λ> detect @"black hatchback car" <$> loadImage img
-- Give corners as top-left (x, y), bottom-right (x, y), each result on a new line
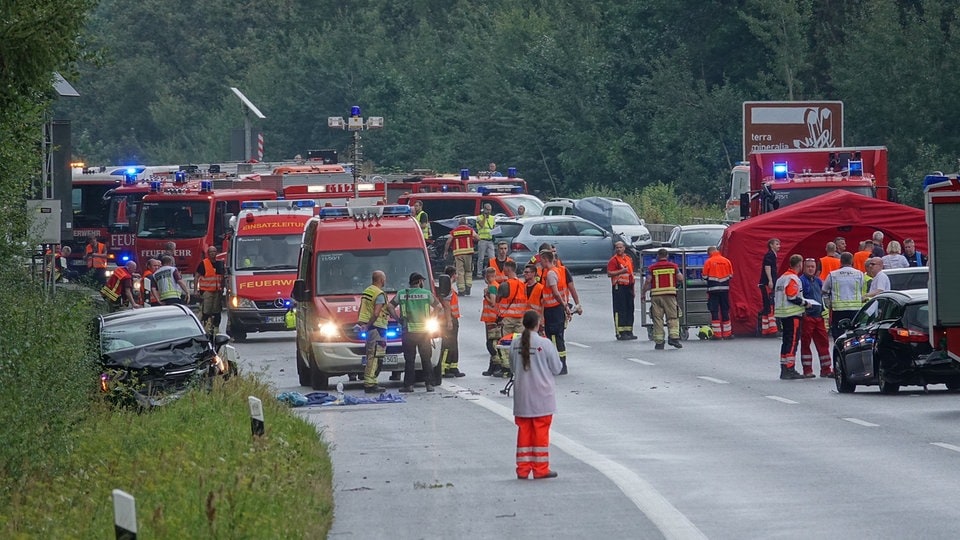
top-left (96, 305), bottom-right (233, 407)
top-left (832, 289), bottom-right (960, 394)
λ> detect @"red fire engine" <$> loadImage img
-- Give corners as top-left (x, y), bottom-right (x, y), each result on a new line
top-left (924, 174), bottom-right (960, 365)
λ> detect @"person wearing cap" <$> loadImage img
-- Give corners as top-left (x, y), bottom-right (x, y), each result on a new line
top-left (388, 272), bottom-right (442, 393)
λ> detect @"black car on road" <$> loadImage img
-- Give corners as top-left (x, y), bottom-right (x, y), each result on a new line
top-left (832, 289), bottom-right (960, 394)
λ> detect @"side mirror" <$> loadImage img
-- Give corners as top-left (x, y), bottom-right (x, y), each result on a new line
top-left (837, 318), bottom-right (852, 331)
top-left (213, 334), bottom-right (231, 350)
top-left (438, 274), bottom-right (452, 297)
top-left (291, 279), bottom-right (307, 302)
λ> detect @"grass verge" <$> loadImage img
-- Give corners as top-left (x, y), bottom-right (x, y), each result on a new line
top-left (0, 375), bottom-right (333, 538)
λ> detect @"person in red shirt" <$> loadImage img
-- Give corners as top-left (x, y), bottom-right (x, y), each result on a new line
top-left (606, 241), bottom-right (637, 340)
top-left (702, 246), bottom-right (734, 339)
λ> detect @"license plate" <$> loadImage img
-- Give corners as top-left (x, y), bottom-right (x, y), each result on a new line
top-left (381, 353), bottom-right (403, 367)
top-left (265, 316), bottom-right (285, 324)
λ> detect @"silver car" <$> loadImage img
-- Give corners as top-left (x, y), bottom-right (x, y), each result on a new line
top-left (497, 215), bottom-right (625, 272)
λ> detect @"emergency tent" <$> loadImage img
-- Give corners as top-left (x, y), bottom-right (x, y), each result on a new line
top-left (720, 190), bottom-right (927, 336)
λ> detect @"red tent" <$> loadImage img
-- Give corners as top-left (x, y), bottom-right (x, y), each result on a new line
top-left (720, 190), bottom-right (927, 336)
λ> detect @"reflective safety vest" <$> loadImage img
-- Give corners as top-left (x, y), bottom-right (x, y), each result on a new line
top-left (197, 259), bottom-right (222, 292)
top-left (450, 225), bottom-right (476, 255)
top-left (481, 283), bottom-right (499, 323)
top-left (86, 241), bottom-right (107, 269)
top-left (489, 257), bottom-right (512, 283)
top-left (524, 282), bottom-right (544, 315)
top-left (609, 253), bottom-right (634, 286)
top-left (153, 266), bottom-right (180, 301)
top-left (448, 292), bottom-right (460, 319)
top-left (646, 260), bottom-right (679, 296)
top-left (100, 267), bottom-right (131, 302)
top-left (541, 268), bottom-right (569, 308)
top-left (476, 214), bottom-right (495, 240)
top-left (774, 270), bottom-right (804, 318)
top-left (825, 267), bottom-right (865, 311)
top-left (416, 210), bottom-right (431, 239)
top-left (359, 284), bottom-right (389, 330)
top-left (498, 278), bottom-right (525, 319)
top-left (394, 287), bottom-right (433, 333)
top-left (702, 252), bottom-right (733, 292)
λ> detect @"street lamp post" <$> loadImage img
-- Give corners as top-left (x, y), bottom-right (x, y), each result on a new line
top-left (328, 106), bottom-right (383, 199)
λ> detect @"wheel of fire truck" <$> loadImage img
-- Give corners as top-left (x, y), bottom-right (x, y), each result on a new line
top-left (308, 349), bottom-right (332, 390)
top-left (295, 341), bottom-right (311, 387)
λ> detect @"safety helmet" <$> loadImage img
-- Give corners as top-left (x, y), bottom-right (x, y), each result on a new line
top-left (697, 325), bottom-right (714, 340)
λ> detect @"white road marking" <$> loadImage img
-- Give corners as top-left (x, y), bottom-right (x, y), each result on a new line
top-left (842, 417), bottom-right (878, 427)
top-left (931, 442), bottom-right (960, 453)
top-left (765, 395), bottom-right (798, 404)
top-left (697, 376), bottom-right (729, 384)
top-left (566, 341), bottom-right (590, 348)
top-left (626, 357), bottom-right (656, 366)
top-left (442, 383), bottom-right (706, 540)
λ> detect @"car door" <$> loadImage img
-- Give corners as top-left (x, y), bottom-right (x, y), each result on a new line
top-left (568, 219), bottom-right (609, 269)
top-left (840, 298), bottom-right (887, 381)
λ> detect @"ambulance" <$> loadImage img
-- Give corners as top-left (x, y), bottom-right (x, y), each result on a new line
top-left (225, 199), bottom-right (317, 341)
top-left (291, 204), bottom-right (440, 390)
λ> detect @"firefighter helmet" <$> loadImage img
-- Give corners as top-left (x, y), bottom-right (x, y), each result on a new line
top-left (697, 325), bottom-right (714, 340)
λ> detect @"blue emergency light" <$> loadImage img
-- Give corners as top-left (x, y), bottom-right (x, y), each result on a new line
top-left (381, 205), bottom-right (411, 216)
top-left (351, 105), bottom-right (361, 117)
top-left (924, 175), bottom-right (951, 190)
top-left (199, 180), bottom-right (213, 192)
top-left (385, 329), bottom-right (399, 339)
top-left (848, 160), bottom-right (863, 177)
top-left (319, 207), bottom-right (350, 218)
top-left (460, 168), bottom-right (470, 180)
top-left (507, 167), bottom-right (517, 178)
top-left (478, 187), bottom-right (490, 195)
top-left (240, 201), bottom-right (267, 209)
top-left (294, 199), bottom-right (316, 208)
top-left (174, 171), bottom-right (187, 183)
top-left (123, 171), bottom-right (138, 185)
top-left (149, 180), bottom-right (162, 192)
top-left (772, 162), bottom-right (788, 180)
top-left (120, 254), bottom-right (131, 263)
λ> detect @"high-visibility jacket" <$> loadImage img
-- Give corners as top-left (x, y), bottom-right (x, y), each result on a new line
top-left (415, 210), bottom-right (431, 239)
top-left (450, 225), bottom-right (476, 255)
top-left (702, 252), bottom-right (733, 292)
top-left (774, 270), bottom-right (804, 318)
top-left (86, 241), bottom-right (107, 269)
top-left (819, 255), bottom-right (841, 281)
top-left (153, 266), bottom-right (181, 301)
top-left (475, 214), bottom-right (495, 240)
top-left (489, 257), bottom-right (512, 282)
top-left (481, 283), bottom-right (499, 323)
top-left (646, 260), bottom-right (680, 296)
top-left (541, 268), bottom-right (569, 308)
top-left (100, 267), bottom-right (131, 302)
top-left (448, 292), bottom-right (460, 319)
top-left (499, 278), bottom-right (525, 319)
top-left (852, 250), bottom-right (872, 272)
top-left (197, 259), bottom-right (222, 292)
top-left (392, 287), bottom-right (433, 333)
top-left (524, 282), bottom-right (544, 315)
top-left (823, 266), bottom-right (865, 311)
top-left (607, 253), bottom-right (635, 286)
top-left (359, 284), bottom-right (389, 330)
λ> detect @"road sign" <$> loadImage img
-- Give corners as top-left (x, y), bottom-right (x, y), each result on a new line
top-left (742, 101), bottom-right (843, 159)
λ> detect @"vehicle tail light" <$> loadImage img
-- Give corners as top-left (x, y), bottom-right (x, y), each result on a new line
top-left (511, 242), bottom-right (529, 252)
top-left (888, 327), bottom-right (928, 344)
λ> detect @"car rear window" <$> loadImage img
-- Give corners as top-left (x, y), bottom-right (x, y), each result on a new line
top-left (902, 303), bottom-right (929, 333)
top-left (494, 222), bottom-right (524, 238)
top-left (887, 270), bottom-right (928, 291)
top-left (101, 316), bottom-right (203, 352)
top-left (679, 230), bottom-right (724, 248)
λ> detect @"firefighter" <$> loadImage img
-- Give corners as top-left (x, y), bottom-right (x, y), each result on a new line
top-left (387, 272), bottom-right (441, 393)
top-left (758, 238), bottom-right (780, 336)
top-left (774, 254), bottom-right (810, 380)
top-left (642, 248), bottom-right (683, 350)
top-left (357, 270), bottom-right (389, 394)
top-left (475, 203), bottom-right (496, 278)
top-left (607, 241), bottom-right (637, 340)
top-left (496, 260), bottom-right (526, 378)
top-left (821, 251), bottom-right (865, 341)
top-left (488, 241), bottom-right (513, 283)
top-left (445, 217), bottom-right (479, 295)
top-left (799, 258), bottom-right (832, 378)
top-left (481, 267), bottom-right (505, 377)
top-left (439, 265), bottom-right (465, 378)
top-left (100, 261), bottom-right (139, 312)
top-left (539, 250), bottom-right (573, 373)
top-left (195, 246), bottom-right (225, 334)
top-left (702, 246), bottom-right (734, 339)
top-left (413, 200), bottom-right (431, 241)
top-left (84, 233), bottom-right (108, 285)
top-left (151, 255), bottom-right (191, 305)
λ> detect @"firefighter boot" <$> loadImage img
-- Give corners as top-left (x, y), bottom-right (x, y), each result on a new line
top-left (482, 358), bottom-right (498, 376)
top-left (780, 365), bottom-right (804, 380)
top-left (559, 358), bottom-right (568, 375)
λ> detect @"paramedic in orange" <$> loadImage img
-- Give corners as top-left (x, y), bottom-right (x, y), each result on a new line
top-left (195, 246), bottom-right (225, 333)
top-left (606, 241), bottom-right (637, 340)
top-left (702, 246), bottom-right (734, 339)
top-left (85, 233), bottom-right (108, 285)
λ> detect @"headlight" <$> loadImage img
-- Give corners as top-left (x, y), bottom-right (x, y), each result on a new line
top-left (231, 296), bottom-right (257, 309)
top-left (211, 353), bottom-right (227, 374)
top-left (318, 321), bottom-right (340, 339)
top-left (424, 317), bottom-right (440, 334)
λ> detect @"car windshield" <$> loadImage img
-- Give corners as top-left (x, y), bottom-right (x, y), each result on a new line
top-left (771, 186), bottom-right (874, 207)
top-left (315, 248), bottom-right (429, 295)
top-left (887, 270), bottom-right (928, 291)
top-left (234, 234), bottom-right (301, 270)
top-left (678, 229), bottom-right (725, 248)
top-left (72, 184), bottom-right (114, 228)
top-left (902, 303), bottom-right (929, 333)
top-left (101, 315), bottom-right (203, 353)
top-left (610, 205), bottom-right (641, 226)
top-left (137, 201), bottom-right (210, 239)
top-left (108, 192), bottom-right (146, 230)
top-left (499, 195), bottom-right (543, 216)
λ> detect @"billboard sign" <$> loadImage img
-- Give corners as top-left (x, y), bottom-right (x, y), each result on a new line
top-left (742, 101), bottom-right (843, 159)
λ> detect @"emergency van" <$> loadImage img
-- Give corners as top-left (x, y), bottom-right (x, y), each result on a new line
top-left (291, 204), bottom-right (440, 390)
top-left (225, 199), bottom-right (316, 341)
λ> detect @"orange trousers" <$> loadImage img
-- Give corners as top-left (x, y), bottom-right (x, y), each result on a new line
top-left (515, 415), bottom-right (553, 478)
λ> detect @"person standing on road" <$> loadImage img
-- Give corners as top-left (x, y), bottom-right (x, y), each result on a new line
top-left (100, 260), bottom-right (139, 311)
top-left (446, 217), bottom-right (479, 295)
top-left (607, 241), bottom-right (637, 340)
top-left (642, 248), bottom-right (683, 350)
top-left (799, 258), bottom-right (832, 378)
top-left (195, 246), bottom-right (225, 334)
top-left (871, 231), bottom-right (885, 257)
top-left (475, 203), bottom-right (497, 278)
top-left (152, 255), bottom-right (191, 305)
top-left (481, 267), bottom-right (505, 377)
top-left (881, 241), bottom-right (909, 269)
top-left (388, 272), bottom-right (441, 393)
top-left (357, 270), bottom-right (390, 394)
top-left (775, 254), bottom-right (810, 380)
top-left (853, 240), bottom-right (873, 272)
top-left (439, 265), bottom-right (465, 379)
top-left (702, 246), bottom-right (734, 340)
top-left (540, 251), bottom-right (574, 372)
top-left (903, 238), bottom-right (927, 267)
top-left (758, 238), bottom-right (781, 336)
top-left (822, 252), bottom-right (865, 340)
top-left (511, 309), bottom-right (562, 480)
top-left (413, 200), bottom-right (431, 241)
top-left (864, 258), bottom-right (890, 299)
top-left (488, 241), bottom-right (513, 284)
top-left (85, 233), bottom-right (108, 285)
top-left (521, 263), bottom-right (545, 319)
top-left (497, 260), bottom-right (526, 378)
top-left (819, 242), bottom-right (841, 281)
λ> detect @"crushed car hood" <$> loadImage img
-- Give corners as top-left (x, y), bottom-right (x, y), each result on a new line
top-left (102, 336), bottom-right (211, 370)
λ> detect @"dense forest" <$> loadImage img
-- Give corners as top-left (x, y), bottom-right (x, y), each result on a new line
top-left (55, 0), bottom-right (960, 207)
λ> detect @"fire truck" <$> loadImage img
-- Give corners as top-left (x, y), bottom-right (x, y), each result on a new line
top-left (291, 204), bottom-right (440, 390)
top-left (134, 180), bottom-right (277, 290)
top-left (67, 168), bottom-right (123, 274)
top-left (923, 174), bottom-right (960, 366)
top-left (224, 199), bottom-right (318, 341)
top-left (726, 146), bottom-right (891, 221)
top-left (383, 167), bottom-right (528, 202)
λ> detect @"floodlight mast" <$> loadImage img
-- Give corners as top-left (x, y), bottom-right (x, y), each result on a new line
top-left (230, 87), bottom-right (266, 161)
top-left (328, 106), bottom-right (383, 198)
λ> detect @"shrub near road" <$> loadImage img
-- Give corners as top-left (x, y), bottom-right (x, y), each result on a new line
top-left (0, 375), bottom-right (333, 537)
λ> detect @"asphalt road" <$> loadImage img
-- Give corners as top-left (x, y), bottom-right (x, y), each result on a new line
top-left (232, 274), bottom-right (960, 540)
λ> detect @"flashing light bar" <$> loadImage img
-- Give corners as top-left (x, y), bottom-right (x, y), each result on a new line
top-left (848, 160), bottom-right (864, 177)
top-left (460, 168), bottom-right (470, 180)
top-left (240, 201), bottom-right (267, 209)
top-left (242, 199), bottom-right (317, 210)
top-left (477, 186), bottom-right (524, 195)
top-left (174, 171), bottom-right (187, 183)
top-left (772, 162), bottom-right (789, 180)
top-left (294, 199), bottom-right (316, 208)
top-left (318, 205), bottom-right (411, 219)
top-left (200, 180), bottom-right (213, 192)
top-left (123, 172), bottom-right (138, 185)
top-left (507, 167), bottom-right (517, 178)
